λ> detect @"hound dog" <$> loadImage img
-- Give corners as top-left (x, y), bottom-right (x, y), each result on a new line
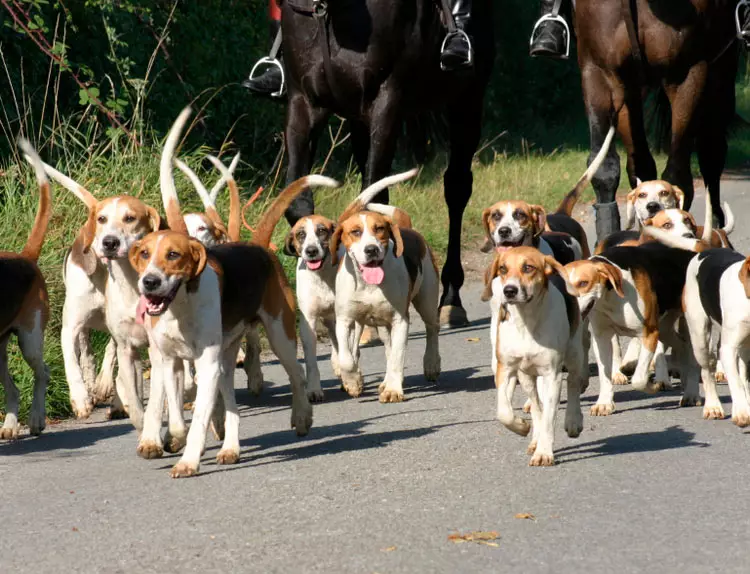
top-left (562, 241), bottom-right (700, 415)
top-left (483, 247), bottom-right (586, 466)
top-left (132, 107), bottom-right (339, 477)
top-left (624, 179), bottom-right (685, 230)
top-left (0, 140), bottom-right (51, 439)
top-left (41, 163), bottom-right (161, 428)
top-left (282, 170), bottom-right (417, 402)
top-left (330, 188), bottom-right (441, 403)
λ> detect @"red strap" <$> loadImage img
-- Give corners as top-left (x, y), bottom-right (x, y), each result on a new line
top-left (269, 0), bottom-right (281, 21)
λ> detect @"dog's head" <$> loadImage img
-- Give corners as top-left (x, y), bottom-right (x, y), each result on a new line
top-left (184, 212), bottom-right (227, 247)
top-left (625, 180), bottom-right (684, 229)
top-left (480, 201), bottom-right (547, 253)
top-left (643, 208), bottom-right (697, 240)
top-left (562, 259), bottom-right (625, 318)
top-left (481, 246), bottom-right (563, 305)
top-left (284, 215), bottom-right (336, 271)
top-left (330, 211), bottom-right (403, 285)
top-left (128, 230), bottom-right (207, 317)
top-left (81, 195), bottom-right (161, 263)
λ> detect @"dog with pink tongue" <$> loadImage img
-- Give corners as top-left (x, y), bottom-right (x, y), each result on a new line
top-left (330, 171), bottom-right (441, 403)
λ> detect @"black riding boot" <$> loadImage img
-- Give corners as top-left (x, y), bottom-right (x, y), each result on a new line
top-left (529, 0), bottom-right (569, 59)
top-left (440, 0), bottom-right (473, 71)
top-left (737, 1), bottom-right (750, 49)
top-left (242, 19), bottom-right (285, 97)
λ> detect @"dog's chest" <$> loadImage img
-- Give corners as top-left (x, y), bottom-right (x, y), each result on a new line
top-left (150, 318), bottom-right (197, 360)
top-left (298, 268), bottom-right (336, 317)
top-left (105, 280), bottom-right (147, 347)
top-left (349, 289), bottom-right (397, 325)
top-left (497, 317), bottom-right (566, 372)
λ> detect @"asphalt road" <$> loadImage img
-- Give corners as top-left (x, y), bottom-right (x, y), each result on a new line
top-left (2, 180), bottom-right (750, 573)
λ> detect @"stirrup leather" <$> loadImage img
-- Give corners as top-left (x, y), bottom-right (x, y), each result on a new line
top-left (736, 0), bottom-right (750, 44)
top-left (247, 57), bottom-right (286, 98)
top-left (529, 14), bottom-right (571, 59)
top-left (440, 29), bottom-right (473, 71)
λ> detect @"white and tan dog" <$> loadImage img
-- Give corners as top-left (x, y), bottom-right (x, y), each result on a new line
top-left (483, 247), bottom-right (586, 466)
top-left (624, 179), bottom-right (685, 230)
top-left (331, 186), bottom-right (440, 403)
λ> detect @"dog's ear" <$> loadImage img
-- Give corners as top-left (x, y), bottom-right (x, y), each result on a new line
top-left (128, 239), bottom-right (146, 274)
top-left (543, 255), bottom-right (567, 280)
top-left (481, 207), bottom-right (493, 245)
top-left (389, 220), bottom-right (404, 258)
top-left (282, 231), bottom-right (298, 257)
top-left (625, 190), bottom-right (636, 229)
top-left (479, 237), bottom-right (494, 253)
top-left (685, 213), bottom-right (698, 235)
top-left (71, 217), bottom-right (99, 276)
top-left (481, 256), bottom-right (501, 302)
top-left (529, 205), bottom-right (547, 238)
top-left (596, 261), bottom-right (625, 298)
top-left (186, 239), bottom-right (208, 293)
top-left (739, 258), bottom-right (750, 299)
top-left (642, 217), bottom-right (654, 228)
top-left (146, 206), bottom-right (161, 232)
top-left (212, 221), bottom-right (228, 243)
top-left (672, 186), bottom-right (686, 209)
top-left (330, 226), bottom-right (344, 266)
top-left (80, 208), bottom-right (98, 253)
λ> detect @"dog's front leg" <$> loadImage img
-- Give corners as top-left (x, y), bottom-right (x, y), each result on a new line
top-left (324, 319), bottom-right (340, 378)
top-left (115, 343), bottom-right (144, 431)
top-left (336, 316), bottom-right (363, 398)
top-left (299, 310), bottom-right (324, 402)
top-left (495, 362), bottom-right (530, 436)
top-left (590, 323), bottom-right (616, 415)
top-left (631, 327), bottom-right (662, 394)
top-left (92, 338), bottom-right (117, 406)
top-left (61, 320), bottom-right (94, 419)
top-left (530, 368), bottom-right (563, 467)
top-left (137, 347), bottom-right (167, 459)
top-left (379, 315), bottom-right (409, 403)
top-left (518, 372), bottom-right (541, 454)
top-left (719, 340), bottom-right (750, 427)
top-left (611, 334), bottom-right (629, 385)
top-left (216, 340), bottom-right (242, 465)
top-left (163, 358), bottom-right (188, 454)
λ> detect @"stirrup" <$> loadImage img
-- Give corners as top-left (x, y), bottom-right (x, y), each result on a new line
top-left (736, 0), bottom-right (750, 45)
top-left (440, 29), bottom-right (473, 71)
top-left (529, 14), bottom-right (571, 59)
top-left (247, 57), bottom-right (286, 98)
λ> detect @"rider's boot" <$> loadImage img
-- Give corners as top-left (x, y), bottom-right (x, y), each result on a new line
top-left (242, 6), bottom-right (285, 97)
top-left (529, 0), bottom-right (570, 59)
top-left (737, 1), bottom-right (750, 49)
top-left (440, 0), bottom-right (473, 71)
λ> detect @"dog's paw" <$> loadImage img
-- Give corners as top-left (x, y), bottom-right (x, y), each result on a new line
top-left (679, 395), bottom-right (703, 407)
top-left (0, 425), bottom-right (19, 440)
top-left (529, 452), bottom-right (555, 467)
top-left (170, 461), bottom-right (198, 478)
top-left (379, 389), bottom-right (405, 403)
top-left (612, 371), bottom-right (629, 385)
top-left (71, 398), bottom-right (94, 420)
top-left (291, 402), bottom-right (313, 436)
top-left (731, 410), bottom-right (750, 428)
top-left (632, 378), bottom-right (663, 394)
top-left (216, 449), bottom-right (240, 465)
top-left (522, 399), bottom-right (532, 414)
top-left (526, 440), bottom-right (537, 455)
top-left (182, 402), bottom-right (194, 411)
top-left (136, 440), bottom-right (164, 460)
top-left (703, 405), bottom-right (726, 420)
top-left (590, 403), bottom-right (615, 416)
top-left (341, 371), bottom-right (364, 398)
top-left (715, 371), bottom-right (727, 383)
top-left (163, 431), bottom-right (187, 454)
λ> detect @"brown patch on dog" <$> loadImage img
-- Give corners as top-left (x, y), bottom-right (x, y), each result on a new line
top-left (739, 258), bottom-right (750, 299)
top-left (563, 259), bottom-right (624, 298)
top-left (399, 228), bottom-right (428, 290)
top-left (619, 239), bottom-right (641, 248)
top-left (631, 268), bottom-right (659, 352)
top-left (69, 226), bottom-right (99, 276)
top-left (262, 253), bottom-right (297, 340)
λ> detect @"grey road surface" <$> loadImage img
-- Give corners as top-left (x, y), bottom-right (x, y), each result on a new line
top-left (2, 181), bottom-right (750, 573)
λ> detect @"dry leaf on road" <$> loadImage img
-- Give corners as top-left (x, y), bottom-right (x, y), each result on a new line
top-left (448, 531), bottom-right (499, 547)
top-left (466, 337), bottom-right (480, 343)
top-left (514, 513), bottom-right (536, 520)
top-left (381, 546), bottom-right (397, 552)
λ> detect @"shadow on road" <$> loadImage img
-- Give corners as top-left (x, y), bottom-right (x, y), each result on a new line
top-left (0, 420), bottom-right (132, 456)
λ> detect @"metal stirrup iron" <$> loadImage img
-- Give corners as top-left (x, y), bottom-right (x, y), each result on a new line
top-left (736, 0), bottom-right (750, 45)
top-left (247, 27), bottom-right (286, 98)
top-left (438, 0), bottom-right (473, 71)
top-left (529, 0), bottom-right (571, 59)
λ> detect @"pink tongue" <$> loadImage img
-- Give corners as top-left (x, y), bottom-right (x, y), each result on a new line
top-left (495, 246), bottom-right (510, 253)
top-left (135, 296), bottom-right (148, 325)
top-left (306, 259), bottom-right (323, 271)
top-left (361, 265), bottom-right (385, 285)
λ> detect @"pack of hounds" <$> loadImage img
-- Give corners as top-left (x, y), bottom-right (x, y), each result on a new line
top-left (1, 108), bottom-right (746, 475)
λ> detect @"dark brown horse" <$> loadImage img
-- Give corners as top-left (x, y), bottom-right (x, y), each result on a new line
top-left (280, 0), bottom-right (494, 326)
top-left (576, 0), bottom-right (739, 238)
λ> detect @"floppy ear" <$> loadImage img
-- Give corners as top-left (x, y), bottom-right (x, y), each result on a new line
top-left (479, 237), bottom-right (494, 253)
top-left (481, 256), bottom-right (501, 302)
top-left (625, 190), bottom-right (637, 229)
top-left (389, 220), bottom-right (404, 258)
top-left (543, 256), bottom-right (567, 280)
top-left (529, 205), bottom-right (547, 238)
top-left (212, 221), bottom-right (229, 242)
top-left (642, 217), bottom-right (654, 227)
top-left (481, 207), bottom-right (493, 243)
top-left (596, 261), bottom-right (625, 297)
top-left (330, 226), bottom-right (344, 266)
top-left (70, 215), bottom-right (99, 276)
top-left (128, 240), bottom-right (146, 274)
top-left (672, 186), bottom-right (685, 209)
top-left (739, 258), bottom-right (750, 299)
top-left (186, 239), bottom-right (208, 293)
top-left (685, 213), bottom-right (698, 235)
top-left (282, 231), bottom-right (298, 257)
top-left (80, 208), bottom-right (98, 252)
top-left (146, 206), bottom-right (162, 232)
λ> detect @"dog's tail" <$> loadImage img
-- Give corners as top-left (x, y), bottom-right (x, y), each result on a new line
top-left (643, 188), bottom-right (714, 252)
top-left (160, 106), bottom-right (192, 234)
top-left (722, 201), bottom-right (735, 234)
top-left (364, 203), bottom-right (413, 229)
top-left (251, 175), bottom-right (339, 249)
top-left (206, 154), bottom-right (242, 242)
top-left (175, 153), bottom-right (239, 213)
top-left (18, 139), bottom-right (52, 262)
top-left (32, 161), bottom-right (97, 210)
top-left (337, 169), bottom-right (419, 224)
top-left (555, 125), bottom-right (616, 216)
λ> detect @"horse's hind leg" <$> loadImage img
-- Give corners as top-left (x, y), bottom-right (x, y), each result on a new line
top-left (284, 93), bottom-right (329, 224)
top-left (363, 89), bottom-right (403, 202)
top-left (581, 64), bottom-right (622, 239)
top-left (661, 63), bottom-right (708, 212)
top-left (439, 93), bottom-right (483, 328)
top-left (618, 91), bottom-right (657, 187)
top-left (697, 45), bottom-right (738, 227)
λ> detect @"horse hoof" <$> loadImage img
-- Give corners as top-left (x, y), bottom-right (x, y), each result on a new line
top-left (439, 305), bottom-right (468, 329)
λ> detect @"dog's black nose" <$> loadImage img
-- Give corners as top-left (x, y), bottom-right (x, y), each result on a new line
top-left (304, 246), bottom-right (320, 258)
top-left (142, 275), bottom-right (162, 292)
top-left (497, 226), bottom-right (511, 238)
top-left (102, 236), bottom-right (120, 252)
top-left (364, 245), bottom-right (380, 258)
top-left (646, 201), bottom-right (662, 214)
top-left (503, 285), bottom-right (519, 299)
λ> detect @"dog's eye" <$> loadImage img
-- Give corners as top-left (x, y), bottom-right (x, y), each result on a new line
top-left (492, 212), bottom-right (502, 221)
top-left (167, 251), bottom-right (181, 261)
top-left (350, 228), bottom-right (362, 238)
top-left (577, 280), bottom-right (589, 289)
top-left (374, 225), bottom-right (385, 234)
top-left (123, 214), bottom-right (136, 223)
top-left (522, 264), bottom-right (535, 274)
top-left (97, 215), bottom-right (107, 224)
top-left (498, 265), bottom-right (508, 275)
top-left (513, 210), bottom-right (527, 222)
top-left (197, 226), bottom-right (207, 232)
top-left (659, 190), bottom-right (669, 196)
top-left (637, 193), bottom-right (647, 199)
top-left (662, 222), bottom-right (673, 229)
top-left (140, 250), bottom-right (150, 260)
top-left (297, 231), bottom-right (306, 241)
top-left (316, 227), bottom-right (328, 238)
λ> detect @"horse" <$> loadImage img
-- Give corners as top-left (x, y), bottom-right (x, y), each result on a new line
top-left (575, 0), bottom-right (739, 239)
top-left (279, 0), bottom-right (494, 327)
